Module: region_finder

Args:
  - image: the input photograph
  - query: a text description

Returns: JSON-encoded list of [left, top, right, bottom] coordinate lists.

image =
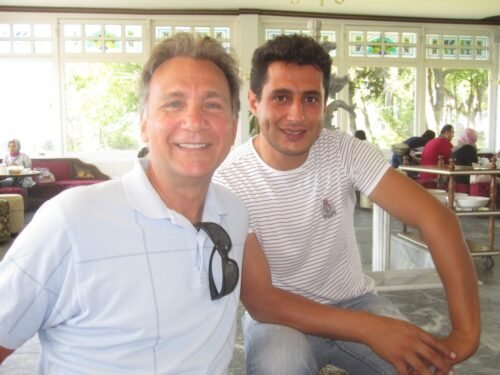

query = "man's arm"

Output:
[[241, 232, 456, 374], [0, 346, 14, 364], [370, 168, 481, 362]]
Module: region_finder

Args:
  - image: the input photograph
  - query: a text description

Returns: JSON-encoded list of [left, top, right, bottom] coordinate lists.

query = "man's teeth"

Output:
[[178, 143, 207, 149], [284, 130, 303, 135]]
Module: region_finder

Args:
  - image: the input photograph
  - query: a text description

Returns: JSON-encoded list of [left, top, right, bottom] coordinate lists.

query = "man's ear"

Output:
[[140, 115, 148, 143], [248, 90, 259, 116]]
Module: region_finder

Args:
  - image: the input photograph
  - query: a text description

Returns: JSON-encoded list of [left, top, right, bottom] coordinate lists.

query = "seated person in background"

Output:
[[419, 124, 455, 181], [452, 128, 478, 187], [354, 129, 366, 141], [391, 129, 436, 169], [0, 139, 35, 188], [215, 34, 479, 375], [0, 33, 249, 373]]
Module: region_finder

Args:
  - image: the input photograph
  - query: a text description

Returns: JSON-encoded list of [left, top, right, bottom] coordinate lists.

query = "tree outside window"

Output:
[[64, 62, 142, 152], [426, 68, 489, 148]]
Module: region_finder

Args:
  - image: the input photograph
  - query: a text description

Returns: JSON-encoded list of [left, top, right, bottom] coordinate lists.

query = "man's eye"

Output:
[[205, 102, 223, 110], [305, 96, 319, 104], [274, 95, 287, 103], [165, 100, 183, 109]]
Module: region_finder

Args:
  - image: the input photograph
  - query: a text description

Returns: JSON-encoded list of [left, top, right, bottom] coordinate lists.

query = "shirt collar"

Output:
[[122, 159, 228, 225]]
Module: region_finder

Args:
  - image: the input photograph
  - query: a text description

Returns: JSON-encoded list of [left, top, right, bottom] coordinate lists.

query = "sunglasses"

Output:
[[195, 222, 239, 300]]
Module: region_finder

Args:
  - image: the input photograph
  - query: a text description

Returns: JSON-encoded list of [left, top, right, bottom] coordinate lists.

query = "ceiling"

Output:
[[0, 0, 499, 22]]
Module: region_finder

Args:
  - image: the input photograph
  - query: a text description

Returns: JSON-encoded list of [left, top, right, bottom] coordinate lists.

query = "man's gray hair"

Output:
[[139, 33, 241, 118]]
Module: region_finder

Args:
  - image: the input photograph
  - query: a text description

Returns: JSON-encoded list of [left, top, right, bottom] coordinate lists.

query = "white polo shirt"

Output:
[[0, 159, 248, 374]]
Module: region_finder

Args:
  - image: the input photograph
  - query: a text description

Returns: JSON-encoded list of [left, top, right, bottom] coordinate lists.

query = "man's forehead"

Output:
[[262, 62, 324, 91]]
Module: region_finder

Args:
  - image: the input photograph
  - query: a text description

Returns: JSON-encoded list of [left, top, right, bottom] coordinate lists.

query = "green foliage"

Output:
[[64, 62, 141, 152], [349, 66, 416, 148]]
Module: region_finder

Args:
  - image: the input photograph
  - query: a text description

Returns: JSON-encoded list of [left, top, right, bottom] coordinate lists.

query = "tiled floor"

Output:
[[1, 207, 499, 374]]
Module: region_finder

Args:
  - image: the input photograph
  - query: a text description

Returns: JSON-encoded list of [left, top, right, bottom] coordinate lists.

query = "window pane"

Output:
[[104, 24, 121, 38], [194, 26, 211, 38], [64, 62, 142, 152], [0, 41, 11, 53], [65, 40, 82, 53], [348, 66, 416, 148], [13, 24, 30, 38], [214, 27, 230, 40], [85, 24, 102, 37], [426, 68, 490, 148], [0, 60, 58, 155], [125, 25, 142, 38], [125, 40, 142, 53], [0, 24, 10, 37], [34, 41, 52, 54], [175, 26, 191, 33], [64, 24, 81, 37], [33, 24, 51, 38], [155, 26, 172, 39], [13, 40, 31, 54]]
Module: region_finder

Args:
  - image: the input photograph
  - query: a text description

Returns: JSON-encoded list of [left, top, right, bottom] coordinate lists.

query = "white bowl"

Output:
[[446, 192, 469, 204], [456, 196, 489, 209], [427, 189, 447, 204]]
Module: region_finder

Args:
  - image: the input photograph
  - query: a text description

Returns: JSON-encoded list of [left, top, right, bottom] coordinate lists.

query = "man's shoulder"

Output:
[[215, 139, 256, 178]]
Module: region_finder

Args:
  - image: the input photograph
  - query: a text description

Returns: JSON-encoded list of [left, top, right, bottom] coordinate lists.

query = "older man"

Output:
[[0, 33, 248, 374]]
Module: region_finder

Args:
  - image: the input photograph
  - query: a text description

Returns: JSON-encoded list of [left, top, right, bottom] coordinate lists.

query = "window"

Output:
[[61, 21, 144, 55], [425, 33, 489, 61], [0, 22, 53, 55], [424, 31, 492, 147], [348, 29, 417, 59], [0, 60, 59, 155], [426, 68, 490, 148], [348, 66, 417, 148], [64, 62, 142, 152], [265, 26, 337, 57], [153, 24, 232, 51]]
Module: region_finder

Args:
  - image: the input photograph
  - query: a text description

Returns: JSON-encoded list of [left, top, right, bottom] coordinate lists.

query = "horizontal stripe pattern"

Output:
[[214, 129, 390, 303]]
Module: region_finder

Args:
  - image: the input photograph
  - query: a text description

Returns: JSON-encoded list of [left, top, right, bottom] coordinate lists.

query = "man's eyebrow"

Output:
[[160, 91, 185, 100], [269, 88, 293, 96], [270, 88, 322, 97]]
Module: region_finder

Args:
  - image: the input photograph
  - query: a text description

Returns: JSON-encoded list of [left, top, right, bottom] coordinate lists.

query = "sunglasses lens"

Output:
[[197, 222, 239, 301]]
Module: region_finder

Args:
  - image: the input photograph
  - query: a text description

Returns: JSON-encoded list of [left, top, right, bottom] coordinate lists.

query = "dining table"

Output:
[[0, 169, 41, 185], [397, 161, 500, 269]]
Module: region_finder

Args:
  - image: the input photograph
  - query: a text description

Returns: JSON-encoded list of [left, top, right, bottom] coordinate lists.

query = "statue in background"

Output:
[[308, 20, 356, 130]]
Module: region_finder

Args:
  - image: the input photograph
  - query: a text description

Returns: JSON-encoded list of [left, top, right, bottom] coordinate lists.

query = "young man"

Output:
[[214, 35, 479, 375], [0, 33, 248, 374], [420, 124, 455, 181]]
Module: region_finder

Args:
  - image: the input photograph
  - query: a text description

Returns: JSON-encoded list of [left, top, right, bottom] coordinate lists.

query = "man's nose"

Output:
[[287, 99, 305, 122], [182, 105, 207, 130]]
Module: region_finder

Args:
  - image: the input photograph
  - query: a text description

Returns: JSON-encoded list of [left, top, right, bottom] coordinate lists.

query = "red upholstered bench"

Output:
[[29, 158, 110, 203]]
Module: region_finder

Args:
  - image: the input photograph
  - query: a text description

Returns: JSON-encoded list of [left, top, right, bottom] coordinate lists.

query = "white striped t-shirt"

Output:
[[214, 129, 390, 304]]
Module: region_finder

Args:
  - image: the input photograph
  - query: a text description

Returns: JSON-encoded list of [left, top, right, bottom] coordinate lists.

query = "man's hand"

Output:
[[366, 315, 455, 375]]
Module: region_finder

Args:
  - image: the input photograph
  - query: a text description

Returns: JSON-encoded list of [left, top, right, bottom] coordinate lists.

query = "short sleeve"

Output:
[[0, 199, 77, 349]]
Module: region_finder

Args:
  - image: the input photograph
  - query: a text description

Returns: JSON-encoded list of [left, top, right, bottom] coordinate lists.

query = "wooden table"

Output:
[[398, 163, 500, 269]]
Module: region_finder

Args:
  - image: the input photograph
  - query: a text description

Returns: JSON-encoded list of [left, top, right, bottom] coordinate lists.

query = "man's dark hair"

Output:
[[354, 130, 367, 141], [250, 34, 332, 101], [421, 130, 436, 142], [440, 124, 454, 136]]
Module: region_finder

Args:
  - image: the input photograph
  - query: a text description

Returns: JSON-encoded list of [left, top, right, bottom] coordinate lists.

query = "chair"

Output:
[[0, 194, 25, 234]]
